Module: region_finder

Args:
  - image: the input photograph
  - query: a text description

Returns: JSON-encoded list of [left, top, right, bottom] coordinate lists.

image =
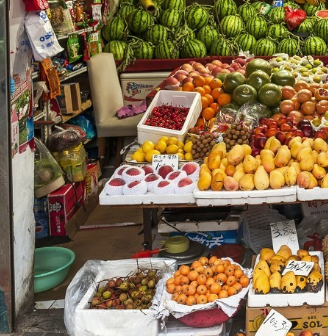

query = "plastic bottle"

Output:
[[71, 144, 87, 182], [60, 150, 73, 181]]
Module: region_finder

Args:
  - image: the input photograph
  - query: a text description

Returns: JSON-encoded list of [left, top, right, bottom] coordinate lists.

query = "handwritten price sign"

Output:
[[255, 309, 292, 336], [270, 220, 299, 254], [152, 154, 179, 171], [282, 260, 314, 276]]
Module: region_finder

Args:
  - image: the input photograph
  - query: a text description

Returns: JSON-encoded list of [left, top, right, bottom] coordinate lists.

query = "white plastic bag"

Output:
[[24, 11, 63, 61]]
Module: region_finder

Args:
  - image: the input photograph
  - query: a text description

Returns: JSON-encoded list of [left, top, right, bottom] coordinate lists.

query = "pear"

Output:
[[290, 141, 303, 159], [320, 173, 328, 188], [301, 138, 314, 149], [317, 152, 328, 168], [269, 138, 282, 154], [211, 172, 224, 191], [227, 144, 245, 166], [243, 154, 258, 174], [270, 170, 285, 189], [299, 154, 315, 171], [254, 165, 270, 190], [288, 136, 302, 148], [290, 161, 301, 176], [297, 171, 311, 189], [312, 150, 318, 164], [242, 144, 252, 156], [211, 168, 227, 180], [225, 164, 236, 176], [233, 168, 245, 183], [221, 158, 228, 167], [261, 154, 275, 173], [312, 163, 327, 180], [223, 176, 239, 191], [212, 143, 227, 158], [314, 138, 328, 153], [197, 172, 212, 191], [307, 173, 318, 189], [260, 149, 274, 159], [239, 174, 255, 191], [274, 147, 291, 168], [285, 166, 297, 186], [297, 147, 312, 162], [275, 167, 288, 175]]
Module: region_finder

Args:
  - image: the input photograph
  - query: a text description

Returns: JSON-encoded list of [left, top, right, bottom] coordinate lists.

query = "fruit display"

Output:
[[165, 256, 250, 305], [189, 132, 219, 160], [223, 122, 251, 150], [89, 267, 160, 310], [253, 245, 323, 295]]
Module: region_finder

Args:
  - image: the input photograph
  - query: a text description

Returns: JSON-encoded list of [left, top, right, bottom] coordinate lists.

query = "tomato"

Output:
[[271, 69, 296, 87], [222, 71, 246, 93], [258, 83, 282, 108], [232, 84, 257, 106], [245, 58, 271, 78], [246, 70, 271, 91]]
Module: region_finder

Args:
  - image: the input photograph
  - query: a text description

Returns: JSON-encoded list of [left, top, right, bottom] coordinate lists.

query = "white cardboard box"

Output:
[[137, 90, 202, 144]]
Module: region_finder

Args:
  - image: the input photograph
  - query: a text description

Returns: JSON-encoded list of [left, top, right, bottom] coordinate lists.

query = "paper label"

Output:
[[302, 201, 328, 219], [152, 154, 179, 171], [255, 309, 292, 336], [270, 220, 299, 254], [282, 260, 314, 276]]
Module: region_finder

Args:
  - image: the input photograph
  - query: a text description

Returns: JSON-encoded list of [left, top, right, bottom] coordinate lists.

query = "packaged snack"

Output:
[[40, 59, 61, 99], [67, 34, 82, 63], [88, 31, 102, 57]]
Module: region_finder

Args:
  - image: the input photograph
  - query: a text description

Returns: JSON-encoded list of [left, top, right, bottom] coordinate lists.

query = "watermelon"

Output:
[[162, 0, 186, 11], [214, 0, 237, 21], [127, 9, 153, 34], [236, 33, 257, 53], [197, 25, 220, 51], [284, 1, 300, 9], [316, 10, 328, 18], [277, 38, 300, 55], [185, 5, 209, 30], [176, 26, 196, 42], [132, 41, 154, 59], [266, 23, 289, 41], [220, 15, 245, 38], [210, 39, 235, 56], [117, 4, 135, 19], [304, 2, 325, 16], [160, 9, 182, 30], [268, 7, 285, 24], [253, 38, 277, 56], [103, 40, 127, 60], [237, 3, 256, 23], [102, 17, 126, 42], [246, 15, 268, 39], [302, 36, 327, 55], [314, 19, 328, 44], [154, 40, 179, 59], [252, 1, 265, 11], [144, 24, 168, 45], [180, 39, 207, 58], [297, 17, 316, 35]]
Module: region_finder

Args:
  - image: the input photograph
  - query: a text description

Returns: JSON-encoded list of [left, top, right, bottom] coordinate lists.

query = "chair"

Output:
[[87, 53, 144, 168]]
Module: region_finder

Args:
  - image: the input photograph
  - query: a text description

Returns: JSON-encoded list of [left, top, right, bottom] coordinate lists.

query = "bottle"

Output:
[[60, 150, 73, 181], [71, 144, 87, 182]]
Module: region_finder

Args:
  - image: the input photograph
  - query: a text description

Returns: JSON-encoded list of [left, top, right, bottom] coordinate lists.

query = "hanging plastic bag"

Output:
[[25, 11, 64, 61], [67, 114, 96, 140], [284, 6, 307, 30]]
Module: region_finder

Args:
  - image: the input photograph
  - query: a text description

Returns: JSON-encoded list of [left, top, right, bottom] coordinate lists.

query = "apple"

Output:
[[221, 63, 230, 69], [254, 137, 267, 149], [211, 67, 223, 76], [275, 131, 286, 144], [266, 128, 279, 137], [251, 147, 261, 156], [314, 129, 328, 140], [299, 331, 314, 336], [211, 60, 223, 67]]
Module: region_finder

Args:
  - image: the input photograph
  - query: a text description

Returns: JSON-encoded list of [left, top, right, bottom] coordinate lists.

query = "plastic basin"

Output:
[[34, 247, 75, 293]]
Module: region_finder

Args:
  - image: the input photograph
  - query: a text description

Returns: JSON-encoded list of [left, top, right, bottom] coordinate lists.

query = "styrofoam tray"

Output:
[[193, 186, 297, 206], [297, 186, 328, 201], [99, 188, 196, 205], [248, 251, 325, 308], [137, 90, 202, 144]]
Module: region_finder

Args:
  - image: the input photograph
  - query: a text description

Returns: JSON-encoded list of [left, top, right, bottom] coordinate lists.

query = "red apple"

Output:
[[237, 69, 246, 76], [275, 131, 286, 144], [221, 63, 230, 69], [299, 331, 314, 336], [280, 123, 292, 132], [254, 137, 267, 149], [315, 129, 328, 140], [293, 129, 304, 137], [266, 128, 279, 137], [251, 147, 261, 156]]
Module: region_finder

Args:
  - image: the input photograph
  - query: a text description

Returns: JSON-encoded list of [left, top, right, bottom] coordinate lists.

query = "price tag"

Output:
[[270, 220, 299, 254], [152, 154, 179, 171], [255, 309, 292, 336], [282, 260, 314, 276]]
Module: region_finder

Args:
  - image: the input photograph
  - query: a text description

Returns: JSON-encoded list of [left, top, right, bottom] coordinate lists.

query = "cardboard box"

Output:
[[48, 181, 85, 236], [58, 82, 82, 114], [246, 301, 328, 336]]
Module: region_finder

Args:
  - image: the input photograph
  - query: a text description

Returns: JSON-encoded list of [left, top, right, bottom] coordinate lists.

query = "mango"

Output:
[[261, 155, 275, 173], [227, 144, 244, 166], [269, 137, 282, 154], [274, 146, 291, 168], [242, 144, 252, 156], [290, 161, 301, 176], [199, 163, 211, 176], [255, 260, 271, 278], [276, 245, 292, 259], [308, 173, 318, 189], [285, 166, 297, 186], [254, 165, 270, 190], [297, 249, 310, 259], [225, 164, 236, 176], [197, 172, 212, 191], [212, 143, 227, 158], [288, 136, 302, 148], [232, 168, 245, 183], [297, 147, 312, 162], [223, 176, 239, 191], [260, 149, 274, 159], [259, 247, 275, 261], [239, 173, 255, 191], [299, 154, 315, 172], [254, 274, 270, 294], [269, 170, 285, 189], [208, 151, 222, 170], [243, 154, 258, 174], [312, 163, 326, 180], [281, 271, 296, 294], [211, 172, 224, 191], [211, 168, 227, 180], [290, 141, 303, 159], [221, 157, 228, 167], [297, 171, 311, 189], [269, 271, 282, 293], [317, 152, 328, 168], [313, 137, 328, 153]]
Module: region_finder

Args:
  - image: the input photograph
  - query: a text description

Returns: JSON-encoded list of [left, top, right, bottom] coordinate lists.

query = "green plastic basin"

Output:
[[34, 247, 75, 293]]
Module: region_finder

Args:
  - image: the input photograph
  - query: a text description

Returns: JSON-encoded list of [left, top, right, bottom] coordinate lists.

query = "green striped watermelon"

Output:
[[284, 1, 300, 9], [220, 15, 245, 38], [185, 5, 209, 30], [102, 17, 126, 42], [117, 4, 135, 20], [180, 39, 207, 58], [314, 19, 328, 44], [103, 40, 127, 60], [132, 41, 154, 59], [253, 38, 277, 56], [160, 9, 182, 30], [127, 9, 153, 34], [266, 23, 289, 41], [121, 0, 134, 5], [162, 0, 186, 11], [176, 26, 196, 42], [236, 33, 257, 53], [268, 7, 285, 24], [277, 38, 300, 55], [197, 25, 220, 51], [210, 38, 235, 56], [246, 16, 268, 39], [302, 36, 327, 55], [237, 3, 256, 23], [154, 40, 179, 59], [214, 0, 237, 21], [297, 17, 316, 34], [144, 24, 168, 45], [304, 2, 325, 16]]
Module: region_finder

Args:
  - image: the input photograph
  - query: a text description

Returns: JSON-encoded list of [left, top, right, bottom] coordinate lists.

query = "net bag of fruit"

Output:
[[64, 258, 177, 336]]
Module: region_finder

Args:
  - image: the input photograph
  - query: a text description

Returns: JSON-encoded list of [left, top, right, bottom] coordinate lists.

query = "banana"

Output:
[[252, 315, 266, 331]]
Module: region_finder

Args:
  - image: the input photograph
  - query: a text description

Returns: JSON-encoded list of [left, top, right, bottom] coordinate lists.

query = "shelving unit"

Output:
[[61, 99, 92, 123]]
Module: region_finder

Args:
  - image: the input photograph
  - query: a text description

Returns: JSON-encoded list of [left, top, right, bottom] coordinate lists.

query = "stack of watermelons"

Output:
[[101, 0, 328, 63]]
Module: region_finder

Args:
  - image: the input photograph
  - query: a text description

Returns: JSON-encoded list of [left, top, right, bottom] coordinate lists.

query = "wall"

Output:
[[9, 0, 35, 317]]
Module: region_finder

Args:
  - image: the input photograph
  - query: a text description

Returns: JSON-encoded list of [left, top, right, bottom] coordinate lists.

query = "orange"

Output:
[[211, 87, 224, 100], [185, 285, 196, 296], [227, 286, 238, 297], [196, 294, 208, 304], [191, 261, 202, 270], [197, 284, 208, 295], [182, 81, 195, 92], [179, 265, 190, 276], [193, 75, 206, 87], [240, 275, 250, 288], [204, 76, 213, 85], [210, 102, 220, 113], [218, 290, 229, 299], [217, 93, 232, 106], [201, 107, 215, 121], [204, 93, 214, 104], [196, 117, 205, 128], [210, 282, 222, 294], [166, 283, 176, 294], [180, 276, 190, 286], [194, 86, 206, 96], [207, 293, 219, 302], [226, 275, 236, 286], [203, 84, 212, 94], [177, 293, 187, 305], [186, 296, 197, 306], [209, 256, 218, 265], [197, 274, 207, 285], [216, 273, 227, 284], [210, 78, 222, 89], [201, 96, 210, 109]]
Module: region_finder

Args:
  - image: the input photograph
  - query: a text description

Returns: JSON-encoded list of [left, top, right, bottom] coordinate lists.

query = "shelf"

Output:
[[59, 66, 87, 82], [61, 99, 92, 123], [56, 27, 94, 41]]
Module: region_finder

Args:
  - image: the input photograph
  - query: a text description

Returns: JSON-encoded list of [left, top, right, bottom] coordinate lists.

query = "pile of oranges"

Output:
[[165, 256, 250, 306], [181, 75, 232, 126]]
